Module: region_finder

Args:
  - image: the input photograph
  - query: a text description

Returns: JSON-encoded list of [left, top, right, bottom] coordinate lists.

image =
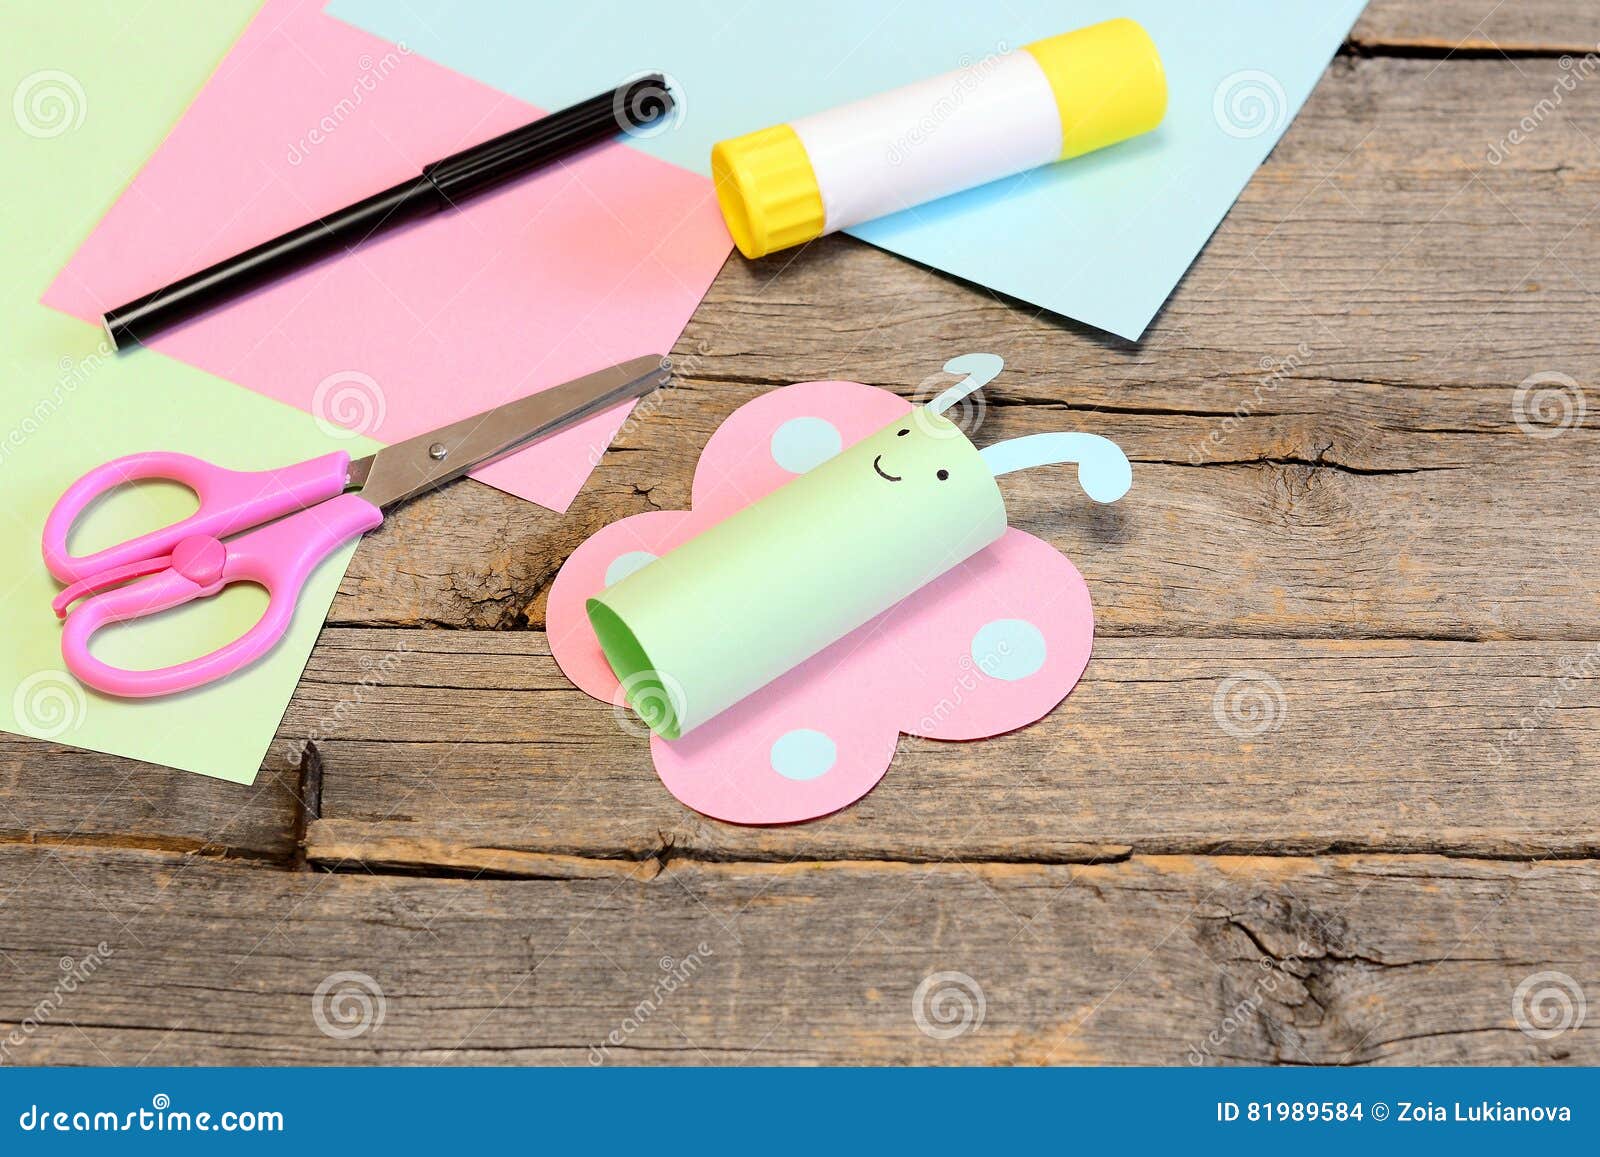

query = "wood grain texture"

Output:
[[280, 629, 1600, 869], [0, 735, 301, 861], [1356, 1, 1596, 52], [1, 846, 1593, 1065], [330, 55, 1600, 640]]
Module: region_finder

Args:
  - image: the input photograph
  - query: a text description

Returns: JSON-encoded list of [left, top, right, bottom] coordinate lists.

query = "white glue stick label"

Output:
[[790, 50, 1063, 233]]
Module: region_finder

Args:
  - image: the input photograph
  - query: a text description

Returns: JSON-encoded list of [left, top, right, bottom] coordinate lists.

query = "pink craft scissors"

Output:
[[42, 356, 669, 698]]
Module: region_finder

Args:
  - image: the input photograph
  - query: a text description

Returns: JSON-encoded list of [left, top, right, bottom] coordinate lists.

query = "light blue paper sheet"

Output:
[[327, 0, 1366, 339]]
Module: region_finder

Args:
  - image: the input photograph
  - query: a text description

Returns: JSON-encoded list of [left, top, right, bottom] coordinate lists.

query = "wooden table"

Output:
[[4, 1, 1597, 1065]]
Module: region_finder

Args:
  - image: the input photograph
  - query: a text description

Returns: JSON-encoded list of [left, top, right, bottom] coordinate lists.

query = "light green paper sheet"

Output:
[[1, 2, 378, 783]]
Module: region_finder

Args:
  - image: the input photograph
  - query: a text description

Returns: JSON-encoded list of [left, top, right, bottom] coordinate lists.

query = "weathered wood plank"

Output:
[[330, 55, 1600, 638], [1356, 1, 1596, 53], [0, 734, 301, 861], [1, 846, 1592, 1065], [279, 630, 1600, 869], [333, 438, 1600, 641]]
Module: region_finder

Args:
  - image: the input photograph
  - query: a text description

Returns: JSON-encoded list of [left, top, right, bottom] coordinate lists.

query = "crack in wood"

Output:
[[290, 742, 324, 871]]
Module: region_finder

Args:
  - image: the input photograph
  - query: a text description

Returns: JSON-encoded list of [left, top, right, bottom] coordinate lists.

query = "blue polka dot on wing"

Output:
[[971, 619, 1047, 681], [604, 550, 658, 588], [770, 416, 842, 474], [770, 728, 837, 780]]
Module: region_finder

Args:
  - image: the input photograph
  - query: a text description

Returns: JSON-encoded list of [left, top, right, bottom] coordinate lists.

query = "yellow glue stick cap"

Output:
[[711, 124, 826, 259], [1024, 17, 1168, 159]]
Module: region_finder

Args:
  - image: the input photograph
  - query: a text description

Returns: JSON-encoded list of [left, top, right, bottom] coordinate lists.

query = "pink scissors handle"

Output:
[[58, 493, 383, 698], [42, 450, 353, 584]]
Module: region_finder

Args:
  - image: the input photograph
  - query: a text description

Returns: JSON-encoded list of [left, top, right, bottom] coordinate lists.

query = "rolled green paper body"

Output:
[[587, 410, 1008, 739]]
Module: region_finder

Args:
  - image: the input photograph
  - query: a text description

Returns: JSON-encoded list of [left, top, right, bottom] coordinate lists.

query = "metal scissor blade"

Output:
[[348, 355, 671, 510]]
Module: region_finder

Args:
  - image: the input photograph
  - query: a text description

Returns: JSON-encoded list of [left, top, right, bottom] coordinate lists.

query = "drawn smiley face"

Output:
[[867, 411, 965, 489]]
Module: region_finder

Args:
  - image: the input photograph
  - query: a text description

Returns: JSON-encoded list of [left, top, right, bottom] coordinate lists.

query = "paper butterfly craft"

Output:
[[547, 354, 1129, 825]]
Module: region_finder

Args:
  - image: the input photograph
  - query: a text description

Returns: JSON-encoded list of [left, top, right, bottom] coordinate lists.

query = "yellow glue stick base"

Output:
[[1024, 18, 1168, 159], [711, 125, 826, 259]]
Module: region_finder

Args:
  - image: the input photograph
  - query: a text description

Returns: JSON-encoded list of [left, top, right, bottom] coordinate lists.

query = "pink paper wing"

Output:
[[690, 380, 911, 523], [882, 529, 1095, 741], [650, 636, 903, 825], [546, 509, 701, 701]]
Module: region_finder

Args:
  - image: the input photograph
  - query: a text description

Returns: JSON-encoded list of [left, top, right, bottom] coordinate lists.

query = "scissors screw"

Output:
[[428, 442, 448, 460]]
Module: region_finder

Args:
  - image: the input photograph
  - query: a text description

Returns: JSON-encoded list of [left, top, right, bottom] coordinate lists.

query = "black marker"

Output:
[[102, 74, 673, 349]]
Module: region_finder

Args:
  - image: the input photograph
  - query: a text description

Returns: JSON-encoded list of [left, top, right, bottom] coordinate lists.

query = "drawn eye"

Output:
[[897, 428, 909, 436], [936, 469, 949, 481]]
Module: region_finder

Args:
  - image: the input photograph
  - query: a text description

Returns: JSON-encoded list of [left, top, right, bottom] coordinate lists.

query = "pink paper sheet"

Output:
[[44, 0, 730, 511]]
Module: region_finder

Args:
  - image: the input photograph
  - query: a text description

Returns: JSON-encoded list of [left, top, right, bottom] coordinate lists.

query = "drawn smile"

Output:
[[872, 455, 901, 482]]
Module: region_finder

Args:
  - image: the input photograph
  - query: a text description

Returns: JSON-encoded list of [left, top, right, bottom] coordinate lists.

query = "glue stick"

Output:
[[710, 18, 1166, 258]]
